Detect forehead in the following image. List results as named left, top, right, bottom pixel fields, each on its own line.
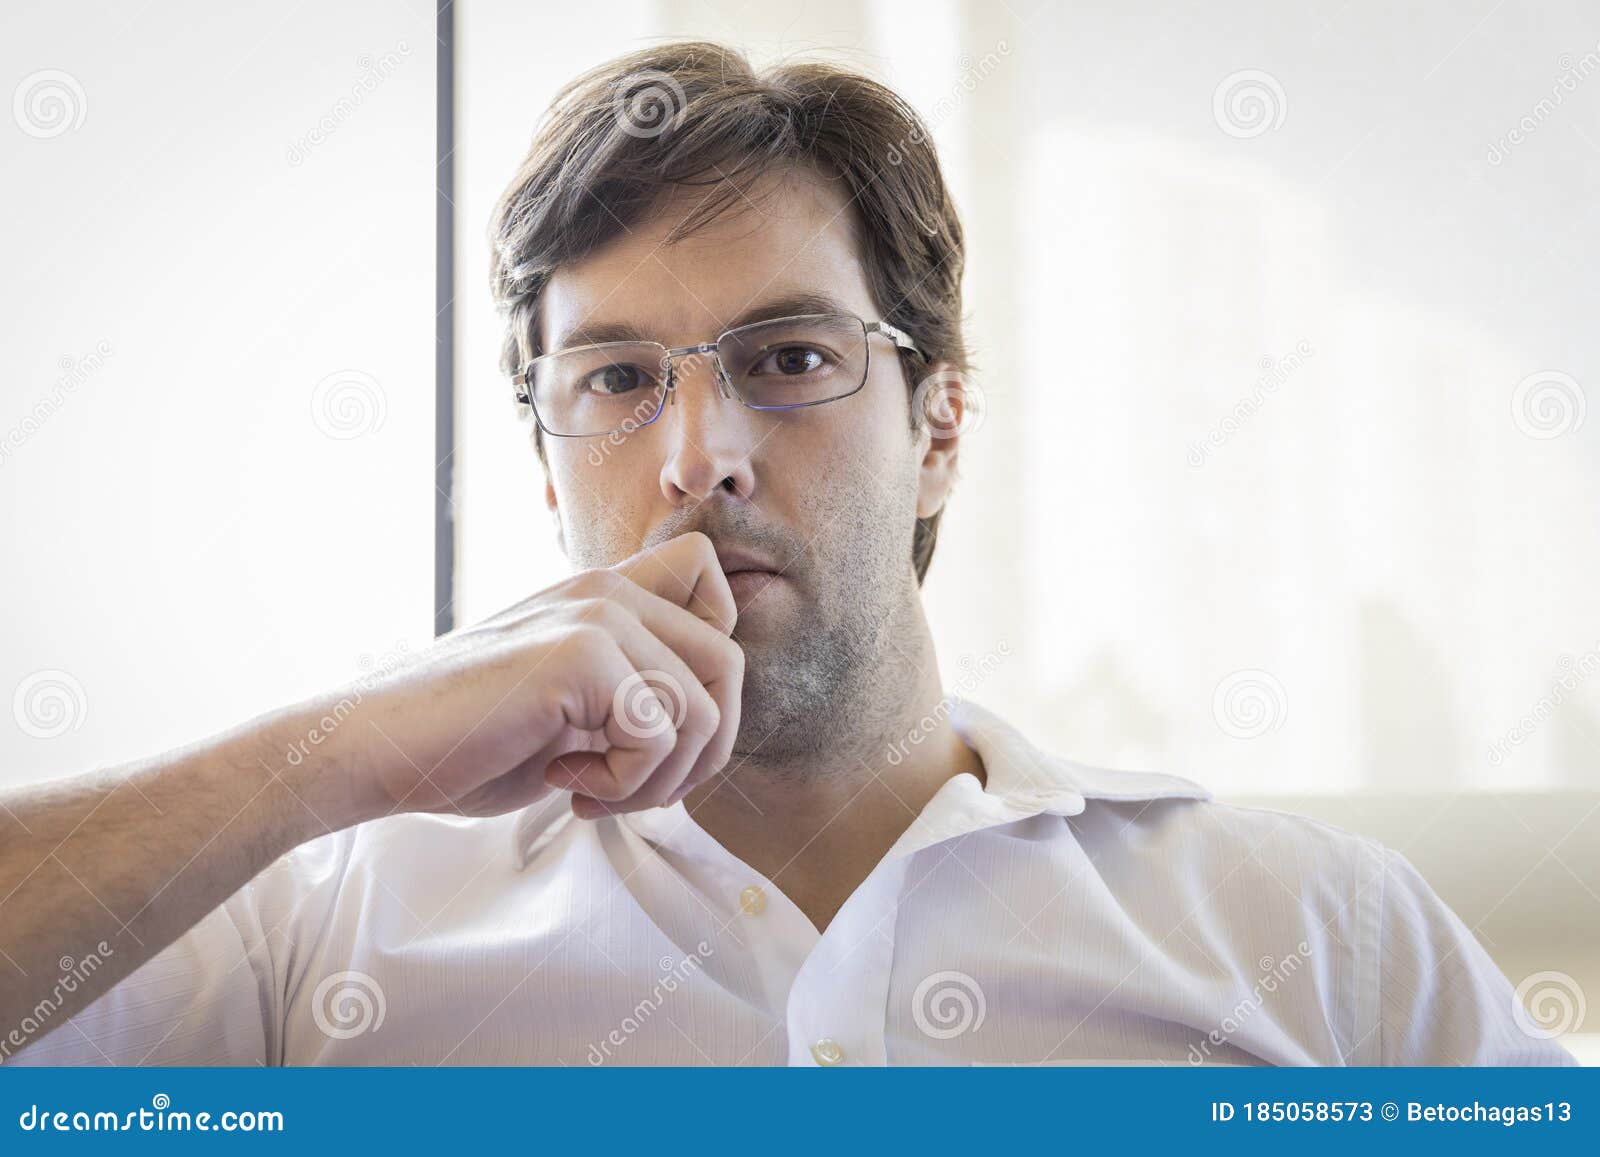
left=538, top=170, right=878, bottom=352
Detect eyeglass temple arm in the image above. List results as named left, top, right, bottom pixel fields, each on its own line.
left=866, top=321, right=922, bottom=358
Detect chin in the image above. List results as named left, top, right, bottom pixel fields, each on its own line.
left=728, top=625, right=861, bottom=761
left=728, top=576, right=800, bottom=643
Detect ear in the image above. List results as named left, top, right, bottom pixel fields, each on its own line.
left=545, top=477, right=567, bottom=557
left=913, top=364, right=968, bottom=519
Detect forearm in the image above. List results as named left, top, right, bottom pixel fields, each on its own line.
left=0, top=705, right=367, bottom=1032
left=0, top=534, right=742, bottom=1040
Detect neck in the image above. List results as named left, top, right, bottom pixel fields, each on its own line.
left=682, top=601, right=985, bottom=932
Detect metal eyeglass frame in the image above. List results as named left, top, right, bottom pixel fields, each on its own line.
left=511, top=313, right=923, bottom=438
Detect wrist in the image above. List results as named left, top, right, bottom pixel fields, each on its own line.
left=234, top=702, right=387, bottom=836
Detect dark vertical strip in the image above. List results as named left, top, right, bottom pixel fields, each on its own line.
left=433, top=0, right=455, bottom=636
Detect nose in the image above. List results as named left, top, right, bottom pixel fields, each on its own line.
left=657, top=350, right=759, bottom=505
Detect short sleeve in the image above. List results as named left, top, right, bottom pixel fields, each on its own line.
left=1377, top=847, right=1577, bottom=1066
left=2, top=902, right=266, bottom=1066
left=3, top=826, right=356, bottom=1067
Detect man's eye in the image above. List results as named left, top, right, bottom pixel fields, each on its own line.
left=580, top=364, right=650, bottom=395
left=752, top=346, right=829, bottom=376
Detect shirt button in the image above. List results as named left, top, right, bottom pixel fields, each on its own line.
left=810, top=1038, right=845, bottom=1066
left=738, top=885, right=767, bottom=916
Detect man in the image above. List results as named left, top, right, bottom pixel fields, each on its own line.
left=1, top=42, right=1574, bottom=1067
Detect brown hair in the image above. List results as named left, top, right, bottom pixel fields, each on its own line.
left=490, top=40, right=968, bottom=583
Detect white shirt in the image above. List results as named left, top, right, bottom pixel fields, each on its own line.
left=7, top=700, right=1575, bottom=1067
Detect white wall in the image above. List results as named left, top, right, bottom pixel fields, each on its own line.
left=1, top=0, right=438, bottom=786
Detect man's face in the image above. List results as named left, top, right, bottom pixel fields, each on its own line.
left=537, top=169, right=953, bottom=762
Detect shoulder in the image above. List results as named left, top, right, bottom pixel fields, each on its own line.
left=954, top=698, right=1392, bottom=931
left=219, top=808, right=533, bottom=974
left=233, top=808, right=532, bottom=910
left=1066, top=778, right=1394, bottom=972
left=1075, top=786, right=1391, bottom=896
left=1051, top=771, right=1574, bottom=1064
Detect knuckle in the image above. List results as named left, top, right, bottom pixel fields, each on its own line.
left=688, top=692, right=720, bottom=739
left=568, top=568, right=619, bottom=599
left=584, top=779, right=630, bottom=802
left=616, top=711, right=676, bottom=755
left=566, top=597, right=627, bottom=633
left=588, top=596, right=632, bottom=632
left=608, top=773, right=654, bottom=803
left=563, top=619, right=615, bottom=659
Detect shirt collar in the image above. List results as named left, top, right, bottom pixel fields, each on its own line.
left=876, top=697, right=1213, bottom=862
left=513, top=698, right=1212, bottom=869
left=951, top=698, right=1213, bottom=806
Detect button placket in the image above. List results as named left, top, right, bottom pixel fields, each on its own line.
left=809, top=1038, right=845, bottom=1066
left=721, top=869, right=818, bottom=1027
left=785, top=860, right=908, bottom=1066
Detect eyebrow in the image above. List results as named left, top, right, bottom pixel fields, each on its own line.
left=547, top=291, right=854, bottom=353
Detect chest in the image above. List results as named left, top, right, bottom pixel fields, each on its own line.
left=272, top=824, right=1326, bottom=1066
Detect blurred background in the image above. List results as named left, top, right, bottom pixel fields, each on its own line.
left=2, top=0, right=1595, bottom=1058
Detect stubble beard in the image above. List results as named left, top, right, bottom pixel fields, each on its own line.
left=730, top=568, right=924, bottom=777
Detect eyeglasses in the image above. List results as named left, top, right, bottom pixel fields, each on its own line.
left=512, top=312, right=922, bottom=438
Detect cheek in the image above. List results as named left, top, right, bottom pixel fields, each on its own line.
left=548, top=448, right=655, bottom=563
left=775, top=402, right=921, bottom=536
left=792, top=372, right=913, bottom=467
left=837, top=384, right=920, bottom=490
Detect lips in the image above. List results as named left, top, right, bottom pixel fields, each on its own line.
left=715, top=547, right=786, bottom=609
left=715, top=547, right=782, bottom=579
